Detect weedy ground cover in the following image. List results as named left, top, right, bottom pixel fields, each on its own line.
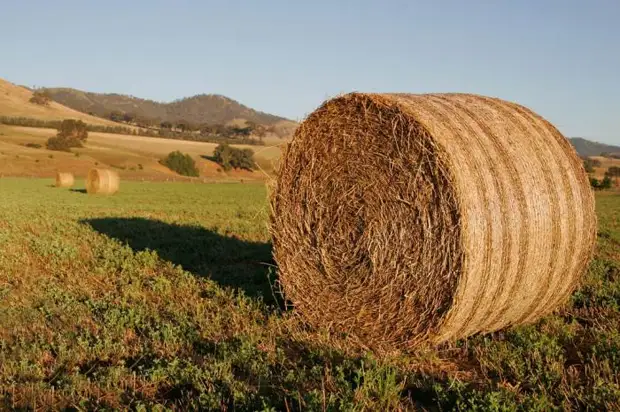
left=0, top=178, right=618, bottom=410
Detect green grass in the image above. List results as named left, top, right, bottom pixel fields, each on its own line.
left=0, top=178, right=618, bottom=410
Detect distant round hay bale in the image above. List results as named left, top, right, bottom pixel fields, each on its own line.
left=86, top=168, right=119, bottom=195
left=55, top=172, right=74, bottom=188
left=270, top=92, right=596, bottom=351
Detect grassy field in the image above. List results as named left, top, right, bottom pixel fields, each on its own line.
left=0, top=178, right=618, bottom=410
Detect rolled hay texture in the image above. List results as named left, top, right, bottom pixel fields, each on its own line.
left=55, top=172, right=74, bottom=188
left=86, top=168, right=119, bottom=195
left=271, top=93, right=596, bottom=351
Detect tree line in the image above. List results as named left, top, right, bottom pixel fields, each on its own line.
left=0, top=116, right=264, bottom=145
left=105, top=110, right=271, bottom=143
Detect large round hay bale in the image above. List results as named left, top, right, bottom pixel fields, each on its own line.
left=55, top=172, right=74, bottom=188
left=86, top=168, right=119, bottom=195
left=270, top=93, right=596, bottom=351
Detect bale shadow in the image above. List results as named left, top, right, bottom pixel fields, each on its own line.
left=70, top=189, right=87, bottom=194
left=82, top=217, right=278, bottom=304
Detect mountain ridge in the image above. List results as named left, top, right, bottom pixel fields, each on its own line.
left=569, top=137, right=620, bottom=157
left=42, top=87, right=289, bottom=127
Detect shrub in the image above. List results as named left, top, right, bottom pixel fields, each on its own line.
left=24, top=143, right=42, bottom=149
left=600, top=176, right=612, bottom=189
left=29, top=91, right=52, bottom=106
left=46, top=135, right=83, bottom=152
left=160, top=151, right=199, bottom=177
left=590, top=176, right=613, bottom=190
left=213, top=144, right=257, bottom=171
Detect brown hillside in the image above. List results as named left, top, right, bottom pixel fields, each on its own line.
left=0, top=79, right=130, bottom=127
left=43, top=87, right=289, bottom=126
left=570, top=137, right=620, bottom=157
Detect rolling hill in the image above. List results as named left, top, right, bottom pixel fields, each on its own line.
left=569, top=137, right=620, bottom=157
left=42, top=87, right=288, bottom=126
left=0, top=79, right=130, bottom=127
left=0, top=77, right=284, bottom=181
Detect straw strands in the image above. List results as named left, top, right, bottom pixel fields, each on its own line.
left=86, top=168, right=120, bottom=195
left=270, top=92, right=597, bottom=352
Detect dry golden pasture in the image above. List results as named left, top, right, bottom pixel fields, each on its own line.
left=0, top=124, right=284, bottom=181
left=0, top=79, right=128, bottom=127
left=590, top=155, right=620, bottom=180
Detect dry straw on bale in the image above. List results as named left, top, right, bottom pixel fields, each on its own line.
left=270, top=92, right=597, bottom=352
left=86, top=168, right=119, bottom=195
left=55, top=172, right=74, bottom=188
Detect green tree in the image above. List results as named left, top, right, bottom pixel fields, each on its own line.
left=160, top=151, right=199, bottom=177
left=213, top=144, right=256, bottom=171
left=108, top=111, right=125, bottom=123
left=58, top=119, right=88, bottom=142
left=46, top=119, right=88, bottom=152
left=605, top=166, right=620, bottom=178
left=122, top=112, right=135, bottom=124
left=29, top=90, right=52, bottom=106
left=46, top=136, right=82, bottom=151
left=213, top=143, right=233, bottom=170
left=600, top=176, right=612, bottom=189
left=175, top=120, right=192, bottom=133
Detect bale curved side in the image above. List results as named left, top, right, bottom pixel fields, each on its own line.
left=55, top=172, right=74, bottom=188
left=388, top=93, right=596, bottom=343
left=86, top=168, right=119, bottom=195
left=270, top=92, right=596, bottom=351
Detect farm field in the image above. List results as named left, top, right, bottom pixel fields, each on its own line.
left=0, top=178, right=618, bottom=410
left=0, top=124, right=283, bottom=181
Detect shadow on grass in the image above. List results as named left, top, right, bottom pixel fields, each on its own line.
left=201, top=155, right=218, bottom=162
left=82, top=217, right=278, bottom=304
left=70, top=189, right=87, bottom=194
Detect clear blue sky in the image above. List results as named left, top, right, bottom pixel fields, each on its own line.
left=1, top=0, right=618, bottom=144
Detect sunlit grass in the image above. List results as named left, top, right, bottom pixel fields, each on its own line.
left=0, top=178, right=618, bottom=410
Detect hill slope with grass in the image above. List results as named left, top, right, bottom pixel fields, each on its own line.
left=0, top=79, right=129, bottom=127
left=0, top=123, right=281, bottom=181
left=42, top=87, right=289, bottom=126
